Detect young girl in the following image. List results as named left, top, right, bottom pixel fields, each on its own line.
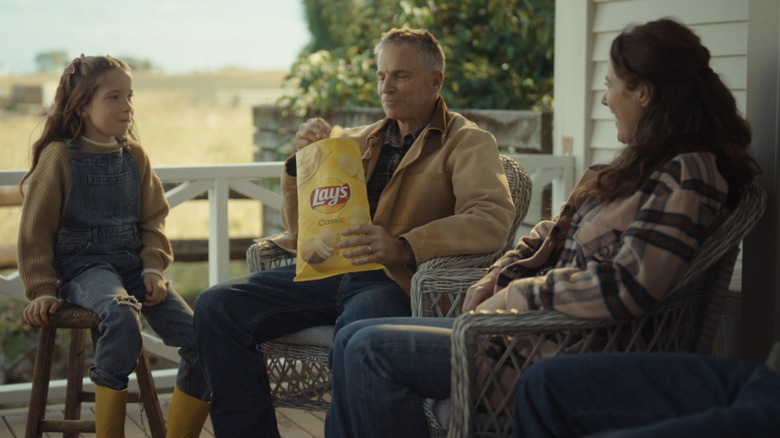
left=18, top=55, right=209, bottom=438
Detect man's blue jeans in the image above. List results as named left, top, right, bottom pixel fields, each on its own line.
left=514, top=352, right=780, bottom=437
left=193, top=265, right=410, bottom=438
left=326, top=317, right=455, bottom=438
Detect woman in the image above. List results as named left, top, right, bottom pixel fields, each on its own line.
left=325, top=18, right=760, bottom=438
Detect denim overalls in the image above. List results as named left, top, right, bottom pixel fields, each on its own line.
left=55, top=138, right=209, bottom=400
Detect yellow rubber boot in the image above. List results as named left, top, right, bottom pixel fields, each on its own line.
left=95, top=385, right=127, bottom=437
left=165, top=386, right=210, bottom=438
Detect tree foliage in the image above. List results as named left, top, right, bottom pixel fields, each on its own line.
left=120, top=56, right=156, bottom=72
left=34, top=50, right=70, bottom=73
left=33, top=51, right=155, bottom=74
left=280, top=0, right=554, bottom=115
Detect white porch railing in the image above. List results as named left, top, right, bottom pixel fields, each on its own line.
left=508, top=153, right=575, bottom=232
left=0, top=154, right=574, bottom=410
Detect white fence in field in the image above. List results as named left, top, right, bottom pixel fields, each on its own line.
left=0, top=154, right=574, bottom=410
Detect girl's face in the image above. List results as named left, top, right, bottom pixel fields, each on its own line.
left=80, top=69, right=133, bottom=143
left=601, top=60, right=650, bottom=144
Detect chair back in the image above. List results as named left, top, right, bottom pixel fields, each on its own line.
left=590, top=182, right=767, bottom=355
left=499, top=155, right=533, bottom=252
left=410, top=155, right=532, bottom=318
left=661, top=182, right=766, bottom=354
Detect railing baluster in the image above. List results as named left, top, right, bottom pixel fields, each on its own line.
left=209, top=178, right=230, bottom=285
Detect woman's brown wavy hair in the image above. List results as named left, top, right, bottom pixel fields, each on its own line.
left=576, top=18, right=759, bottom=209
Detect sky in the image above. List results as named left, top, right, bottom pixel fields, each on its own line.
left=0, top=0, right=310, bottom=74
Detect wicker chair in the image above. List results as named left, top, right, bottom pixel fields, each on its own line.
left=245, top=154, right=532, bottom=411
left=425, top=182, right=766, bottom=438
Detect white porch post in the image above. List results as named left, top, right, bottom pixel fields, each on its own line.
left=208, top=178, right=230, bottom=286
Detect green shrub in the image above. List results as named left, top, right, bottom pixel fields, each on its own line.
left=280, top=0, right=554, bottom=116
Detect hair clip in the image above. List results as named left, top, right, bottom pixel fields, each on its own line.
left=64, top=54, right=86, bottom=75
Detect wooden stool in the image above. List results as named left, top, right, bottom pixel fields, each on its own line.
left=25, top=303, right=166, bottom=438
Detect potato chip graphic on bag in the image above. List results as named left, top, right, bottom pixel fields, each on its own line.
left=294, top=137, right=383, bottom=281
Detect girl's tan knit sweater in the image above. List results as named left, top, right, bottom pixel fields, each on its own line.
left=18, top=137, right=172, bottom=300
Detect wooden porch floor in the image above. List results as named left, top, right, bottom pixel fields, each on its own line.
left=1, top=394, right=325, bottom=438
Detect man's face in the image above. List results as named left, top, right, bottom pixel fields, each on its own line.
left=376, top=43, right=442, bottom=134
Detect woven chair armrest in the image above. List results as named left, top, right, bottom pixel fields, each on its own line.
left=411, top=250, right=505, bottom=319
left=448, top=310, right=615, bottom=438
left=246, top=236, right=295, bottom=273
left=411, top=268, right=486, bottom=318
left=452, top=310, right=615, bottom=351
left=416, top=249, right=505, bottom=272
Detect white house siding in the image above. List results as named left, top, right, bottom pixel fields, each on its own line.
left=587, top=0, right=749, bottom=168
left=555, top=0, right=780, bottom=360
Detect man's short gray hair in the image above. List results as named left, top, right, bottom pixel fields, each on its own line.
left=374, top=28, right=446, bottom=73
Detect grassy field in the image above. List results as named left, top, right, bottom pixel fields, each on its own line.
left=0, top=69, right=293, bottom=296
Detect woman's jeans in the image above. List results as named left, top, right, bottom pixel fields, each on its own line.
left=514, top=352, right=780, bottom=437
left=193, top=265, right=411, bottom=438
left=325, top=317, right=455, bottom=438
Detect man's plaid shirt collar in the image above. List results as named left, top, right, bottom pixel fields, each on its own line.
left=366, top=121, right=426, bottom=216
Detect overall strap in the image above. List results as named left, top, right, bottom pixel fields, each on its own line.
left=67, top=138, right=82, bottom=161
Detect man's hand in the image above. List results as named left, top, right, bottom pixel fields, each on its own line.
left=294, top=117, right=332, bottom=151
left=23, top=297, right=60, bottom=327
left=462, top=268, right=501, bottom=312
left=143, top=272, right=168, bottom=307
left=339, top=224, right=415, bottom=267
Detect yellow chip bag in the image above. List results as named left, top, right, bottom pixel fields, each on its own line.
left=294, top=137, right=383, bottom=281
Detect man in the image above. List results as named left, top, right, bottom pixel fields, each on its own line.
left=193, top=28, right=515, bottom=437
left=513, top=342, right=780, bottom=437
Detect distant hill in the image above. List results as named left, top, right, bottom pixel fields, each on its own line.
left=134, top=69, right=293, bottom=90
left=0, top=69, right=294, bottom=90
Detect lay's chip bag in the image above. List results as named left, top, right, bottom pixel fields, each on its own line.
left=294, top=136, right=384, bottom=281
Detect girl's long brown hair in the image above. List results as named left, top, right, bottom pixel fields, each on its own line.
left=19, top=55, right=136, bottom=193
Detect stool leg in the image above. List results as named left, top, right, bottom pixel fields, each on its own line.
left=135, top=348, right=166, bottom=438
left=63, top=328, right=87, bottom=438
left=25, top=325, right=56, bottom=438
